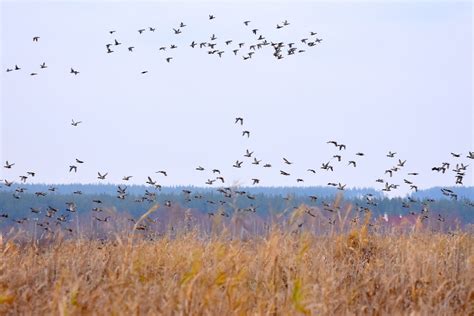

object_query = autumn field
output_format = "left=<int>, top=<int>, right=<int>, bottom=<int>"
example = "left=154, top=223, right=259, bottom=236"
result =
left=0, top=213, right=473, bottom=316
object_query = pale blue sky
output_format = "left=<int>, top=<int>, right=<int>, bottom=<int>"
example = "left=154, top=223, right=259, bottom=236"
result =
left=0, top=1, right=472, bottom=194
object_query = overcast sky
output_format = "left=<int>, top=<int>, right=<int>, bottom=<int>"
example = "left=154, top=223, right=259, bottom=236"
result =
left=0, top=1, right=472, bottom=194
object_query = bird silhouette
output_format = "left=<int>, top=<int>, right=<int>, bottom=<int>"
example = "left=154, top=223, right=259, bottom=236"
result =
left=4, top=161, right=14, bottom=169
left=283, top=158, right=292, bottom=165
left=97, top=172, right=108, bottom=180
left=71, top=119, right=82, bottom=126
left=242, top=130, right=250, bottom=138
left=70, top=68, right=79, bottom=75
left=233, top=160, right=243, bottom=168
left=33, top=36, right=40, bottom=42
left=244, top=149, right=253, bottom=157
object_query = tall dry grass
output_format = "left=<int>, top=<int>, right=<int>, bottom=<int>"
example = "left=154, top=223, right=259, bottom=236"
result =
left=0, top=222, right=472, bottom=315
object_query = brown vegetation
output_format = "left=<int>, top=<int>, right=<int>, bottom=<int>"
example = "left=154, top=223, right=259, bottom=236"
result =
left=1, top=217, right=473, bottom=315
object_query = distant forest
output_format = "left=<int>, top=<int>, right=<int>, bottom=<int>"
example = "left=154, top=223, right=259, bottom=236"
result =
left=1, top=184, right=473, bottom=227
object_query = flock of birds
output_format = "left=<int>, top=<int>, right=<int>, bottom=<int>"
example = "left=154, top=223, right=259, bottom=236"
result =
left=5, top=15, right=323, bottom=77
left=2, top=15, right=473, bottom=234
left=1, top=112, right=473, bottom=232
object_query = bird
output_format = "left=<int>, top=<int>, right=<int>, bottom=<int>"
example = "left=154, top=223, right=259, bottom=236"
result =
left=166, top=57, right=173, bottom=63
left=296, top=178, right=304, bottom=183
left=280, top=170, right=290, bottom=176
left=387, top=151, right=396, bottom=158
left=252, top=157, right=262, bottom=165
left=252, top=178, right=260, bottom=185
left=466, top=152, right=474, bottom=159
left=348, top=161, right=356, bottom=167
left=244, top=20, right=251, bottom=26
left=138, top=29, right=146, bottom=34
left=356, top=152, right=365, bottom=156
left=263, top=164, right=272, bottom=168
left=33, top=36, right=40, bottom=42
left=307, top=169, right=316, bottom=173
left=40, top=62, right=47, bottom=69
left=141, top=71, right=148, bottom=74
left=75, top=158, right=84, bottom=164
left=173, top=28, right=181, bottom=34
left=283, top=158, right=292, bottom=165
left=451, top=152, right=461, bottom=158
left=196, top=166, right=205, bottom=171
left=156, top=170, right=167, bottom=176
left=242, top=131, right=250, bottom=138
left=235, top=117, right=244, bottom=125
left=244, top=149, right=253, bottom=157
left=128, top=47, right=135, bottom=52
left=97, top=172, right=108, bottom=180
left=398, top=159, right=406, bottom=167
left=30, top=72, right=38, bottom=76
left=70, top=68, right=79, bottom=75
left=14, top=65, right=20, bottom=70
left=149, top=27, right=155, bottom=32
left=4, top=161, right=14, bottom=169
left=233, top=160, right=243, bottom=168
left=114, top=39, right=121, bottom=45
left=71, top=119, right=82, bottom=126
left=209, top=14, right=215, bottom=20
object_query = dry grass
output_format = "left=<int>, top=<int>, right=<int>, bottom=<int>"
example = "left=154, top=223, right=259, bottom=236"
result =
left=0, top=222, right=473, bottom=316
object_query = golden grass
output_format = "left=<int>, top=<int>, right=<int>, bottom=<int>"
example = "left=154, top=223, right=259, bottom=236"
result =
left=0, top=224, right=472, bottom=315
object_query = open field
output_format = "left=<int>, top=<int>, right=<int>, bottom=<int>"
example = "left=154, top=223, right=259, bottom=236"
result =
left=1, top=223, right=472, bottom=315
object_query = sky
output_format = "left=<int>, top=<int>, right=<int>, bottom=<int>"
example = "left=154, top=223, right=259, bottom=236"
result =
left=0, top=1, right=472, bottom=194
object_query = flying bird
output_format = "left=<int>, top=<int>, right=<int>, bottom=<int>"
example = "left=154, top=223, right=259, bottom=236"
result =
left=4, top=161, right=14, bottom=169
left=71, top=119, right=82, bottom=126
